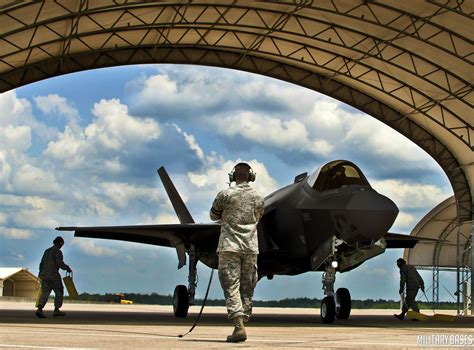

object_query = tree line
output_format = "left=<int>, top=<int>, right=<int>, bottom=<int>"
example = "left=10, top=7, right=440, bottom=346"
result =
left=71, top=292, right=457, bottom=309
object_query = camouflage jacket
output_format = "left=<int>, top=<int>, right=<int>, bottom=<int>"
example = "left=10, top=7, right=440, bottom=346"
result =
left=210, top=182, right=264, bottom=254
left=39, top=245, right=71, bottom=280
left=400, top=264, right=424, bottom=291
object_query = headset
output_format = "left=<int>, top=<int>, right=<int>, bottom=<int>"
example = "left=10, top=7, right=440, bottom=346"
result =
left=228, top=162, right=256, bottom=183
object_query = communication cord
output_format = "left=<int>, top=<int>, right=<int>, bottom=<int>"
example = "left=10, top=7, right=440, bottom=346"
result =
left=178, top=268, right=215, bottom=338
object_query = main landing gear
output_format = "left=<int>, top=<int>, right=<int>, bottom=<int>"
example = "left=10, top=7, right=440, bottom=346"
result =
left=320, top=265, right=351, bottom=324
left=173, top=245, right=197, bottom=318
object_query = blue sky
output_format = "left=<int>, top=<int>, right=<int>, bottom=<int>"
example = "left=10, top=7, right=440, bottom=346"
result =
left=0, top=64, right=456, bottom=302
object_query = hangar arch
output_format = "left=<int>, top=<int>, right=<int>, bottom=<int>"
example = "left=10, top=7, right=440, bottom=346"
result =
left=0, top=0, right=472, bottom=308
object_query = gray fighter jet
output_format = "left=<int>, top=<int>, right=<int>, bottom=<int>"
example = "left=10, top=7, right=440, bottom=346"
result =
left=57, top=160, right=435, bottom=323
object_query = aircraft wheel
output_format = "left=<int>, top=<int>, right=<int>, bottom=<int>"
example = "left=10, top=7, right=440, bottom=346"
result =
left=336, top=288, right=351, bottom=319
left=320, top=296, right=336, bottom=324
left=173, top=285, right=189, bottom=318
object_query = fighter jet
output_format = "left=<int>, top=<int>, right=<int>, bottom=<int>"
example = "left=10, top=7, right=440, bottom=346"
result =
left=57, top=160, right=435, bottom=324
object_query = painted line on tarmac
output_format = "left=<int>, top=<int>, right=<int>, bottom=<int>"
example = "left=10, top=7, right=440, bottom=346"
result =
left=0, top=329, right=169, bottom=339
left=0, top=345, right=97, bottom=350
left=0, top=329, right=308, bottom=344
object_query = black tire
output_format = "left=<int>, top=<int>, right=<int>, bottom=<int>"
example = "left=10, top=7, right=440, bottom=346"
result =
left=336, top=288, right=351, bottom=319
left=173, top=285, right=189, bottom=318
left=320, top=296, right=336, bottom=324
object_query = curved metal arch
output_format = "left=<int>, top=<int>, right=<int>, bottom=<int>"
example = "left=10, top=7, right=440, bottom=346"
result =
left=2, top=15, right=470, bottom=144
left=0, top=0, right=472, bottom=225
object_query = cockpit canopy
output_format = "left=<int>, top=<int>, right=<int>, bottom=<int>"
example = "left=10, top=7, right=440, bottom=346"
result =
left=307, top=160, right=370, bottom=191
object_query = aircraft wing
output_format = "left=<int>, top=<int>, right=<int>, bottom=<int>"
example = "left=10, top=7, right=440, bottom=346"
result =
left=385, top=232, right=449, bottom=248
left=57, top=223, right=220, bottom=247
left=56, top=223, right=221, bottom=268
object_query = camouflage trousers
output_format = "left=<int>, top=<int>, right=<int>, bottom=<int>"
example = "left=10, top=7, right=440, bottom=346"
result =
left=218, top=251, right=258, bottom=321
left=402, top=288, right=420, bottom=313
left=38, top=278, right=64, bottom=309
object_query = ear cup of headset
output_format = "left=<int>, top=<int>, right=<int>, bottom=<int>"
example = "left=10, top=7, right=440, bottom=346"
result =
left=228, top=168, right=256, bottom=182
left=248, top=171, right=256, bottom=182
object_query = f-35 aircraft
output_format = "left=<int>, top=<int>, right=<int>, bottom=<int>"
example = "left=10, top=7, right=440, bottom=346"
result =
left=57, top=160, right=433, bottom=323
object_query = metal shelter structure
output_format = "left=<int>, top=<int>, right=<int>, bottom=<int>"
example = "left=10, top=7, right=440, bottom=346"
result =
left=405, top=195, right=472, bottom=315
left=0, top=268, right=40, bottom=298
left=0, top=1, right=472, bottom=312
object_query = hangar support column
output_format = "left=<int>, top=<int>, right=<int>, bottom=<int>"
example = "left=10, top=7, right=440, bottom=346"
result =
left=471, top=216, right=473, bottom=315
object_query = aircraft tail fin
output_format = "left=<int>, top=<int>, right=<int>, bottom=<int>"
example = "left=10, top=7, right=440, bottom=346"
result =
left=157, top=167, right=195, bottom=224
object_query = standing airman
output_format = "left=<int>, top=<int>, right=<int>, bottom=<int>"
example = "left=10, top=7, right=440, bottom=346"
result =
left=210, top=162, right=264, bottom=342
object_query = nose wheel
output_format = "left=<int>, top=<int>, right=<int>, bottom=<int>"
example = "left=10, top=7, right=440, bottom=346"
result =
left=321, top=296, right=336, bottom=323
left=320, top=265, right=351, bottom=323
left=336, top=287, right=351, bottom=319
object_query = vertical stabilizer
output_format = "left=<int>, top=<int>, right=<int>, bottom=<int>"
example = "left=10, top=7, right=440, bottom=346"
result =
left=157, top=167, right=195, bottom=224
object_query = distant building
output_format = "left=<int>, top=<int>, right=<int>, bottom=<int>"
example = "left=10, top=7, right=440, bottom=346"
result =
left=0, top=268, right=40, bottom=298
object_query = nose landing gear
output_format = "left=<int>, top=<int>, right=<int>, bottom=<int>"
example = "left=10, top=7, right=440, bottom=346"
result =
left=320, top=265, right=351, bottom=323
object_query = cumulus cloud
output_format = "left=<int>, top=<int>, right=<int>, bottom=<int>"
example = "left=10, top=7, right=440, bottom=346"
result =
left=0, top=227, right=34, bottom=239
left=173, top=124, right=205, bottom=161
left=44, top=98, right=161, bottom=171
left=187, top=158, right=279, bottom=197
left=0, top=90, right=56, bottom=140
left=344, top=116, right=434, bottom=164
left=372, top=179, right=452, bottom=210
left=211, top=112, right=333, bottom=156
left=131, top=67, right=316, bottom=120
left=130, top=67, right=439, bottom=179
left=11, top=163, right=61, bottom=195
left=392, top=211, right=416, bottom=231
left=98, top=182, right=160, bottom=209
left=0, top=125, right=32, bottom=152
left=34, top=94, right=79, bottom=122
left=72, top=239, right=118, bottom=257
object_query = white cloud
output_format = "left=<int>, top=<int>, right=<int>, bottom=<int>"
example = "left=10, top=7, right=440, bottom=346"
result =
left=0, top=212, right=6, bottom=225
left=0, top=227, right=34, bottom=239
left=153, top=213, right=180, bottom=224
left=211, top=112, right=333, bottom=156
left=132, top=67, right=316, bottom=119
left=88, top=99, right=161, bottom=150
left=173, top=124, right=205, bottom=161
left=0, top=151, right=13, bottom=191
left=392, top=212, right=416, bottom=230
left=372, top=179, right=452, bottom=209
left=0, top=125, right=32, bottom=152
left=44, top=98, right=161, bottom=169
left=99, top=182, right=160, bottom=209
left=34, top=94, right=79, bottom=122
left=0, top=90, right=56, bottom=140
left=11, top=163, right=61, bottom=194
left=86, top=198, right=115, bottom=217
left=0, top=90, right=32, bottom=124
left=1, top=195, right=64, bottom=229
left=187, top=158, right=279, bottom=198
left=72, top=239, right=118, bottom=257
left=344, top=113, right=433, bottom=164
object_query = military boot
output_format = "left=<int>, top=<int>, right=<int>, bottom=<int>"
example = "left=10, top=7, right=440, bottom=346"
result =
left=53, top=308, right=66, bottom=316
left=35, top=308, right=46, bottom=318
left=226, top=316, right=247, bottom=343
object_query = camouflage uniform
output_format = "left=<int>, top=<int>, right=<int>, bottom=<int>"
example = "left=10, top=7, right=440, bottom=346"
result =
left=210, top=182, right=264, bottom=320
left=399, top=264, right=424, bottom=313
left=38, top=245, right=71, bottom=309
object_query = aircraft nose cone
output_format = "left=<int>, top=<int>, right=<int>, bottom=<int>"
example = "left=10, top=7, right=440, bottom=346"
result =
left=334, top=189, right=398, bottom=243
